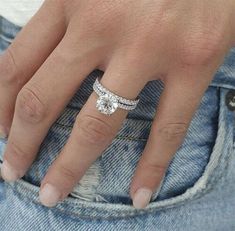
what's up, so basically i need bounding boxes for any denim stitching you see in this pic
[1,182,211,221]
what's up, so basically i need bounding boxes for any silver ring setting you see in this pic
[93,77,140,115]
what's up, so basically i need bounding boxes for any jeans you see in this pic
[0,16,235,231]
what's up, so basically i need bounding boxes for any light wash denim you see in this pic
[0,16,235,231]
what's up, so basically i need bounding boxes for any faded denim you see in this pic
[0,16,235,231]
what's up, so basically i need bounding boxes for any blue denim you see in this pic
[0,16,235,231]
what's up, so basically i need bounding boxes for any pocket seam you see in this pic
[0,34,13,43]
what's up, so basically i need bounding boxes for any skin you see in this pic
[0,0,235,208]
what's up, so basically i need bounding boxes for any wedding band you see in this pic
[93,77,140,115]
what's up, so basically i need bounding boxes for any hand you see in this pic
[0,0,235,209]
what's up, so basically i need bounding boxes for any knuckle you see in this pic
[77,115,114,146]
[150,164,167,176]
[142,158,167,176]
[0,48,22,86]
[6,141,32,165]
[16,87,47,124]
[57,164,77,183]
[157,122,188,145]
[52,46,78,68]
[56,0,73,9]
[180,31,224,67]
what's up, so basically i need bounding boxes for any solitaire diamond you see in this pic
[96,94,118,115]
[93,77,140,115]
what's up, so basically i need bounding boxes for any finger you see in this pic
[130,68,214,209]
[0,0,66,137]
[0,33,100,182]
[38,58,146,207]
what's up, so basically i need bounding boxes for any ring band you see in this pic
[93,77,140,115]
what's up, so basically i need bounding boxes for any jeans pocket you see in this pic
[150,86,234,203]
[0,85,233,220]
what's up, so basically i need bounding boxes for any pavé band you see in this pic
[93,77,140,115]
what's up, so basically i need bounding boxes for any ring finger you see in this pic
[38,55,147,207]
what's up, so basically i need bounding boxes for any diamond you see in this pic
[96,94,118,115]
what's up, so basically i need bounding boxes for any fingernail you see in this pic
[39,183,61,207]
[0,125,7,139]
[133,187,152,209]
[1,160,21,182]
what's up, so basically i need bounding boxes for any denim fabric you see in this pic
[0,16,235,231]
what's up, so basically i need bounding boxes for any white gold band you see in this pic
[93,77,140,115]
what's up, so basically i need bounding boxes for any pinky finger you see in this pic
[130,70,212,209]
